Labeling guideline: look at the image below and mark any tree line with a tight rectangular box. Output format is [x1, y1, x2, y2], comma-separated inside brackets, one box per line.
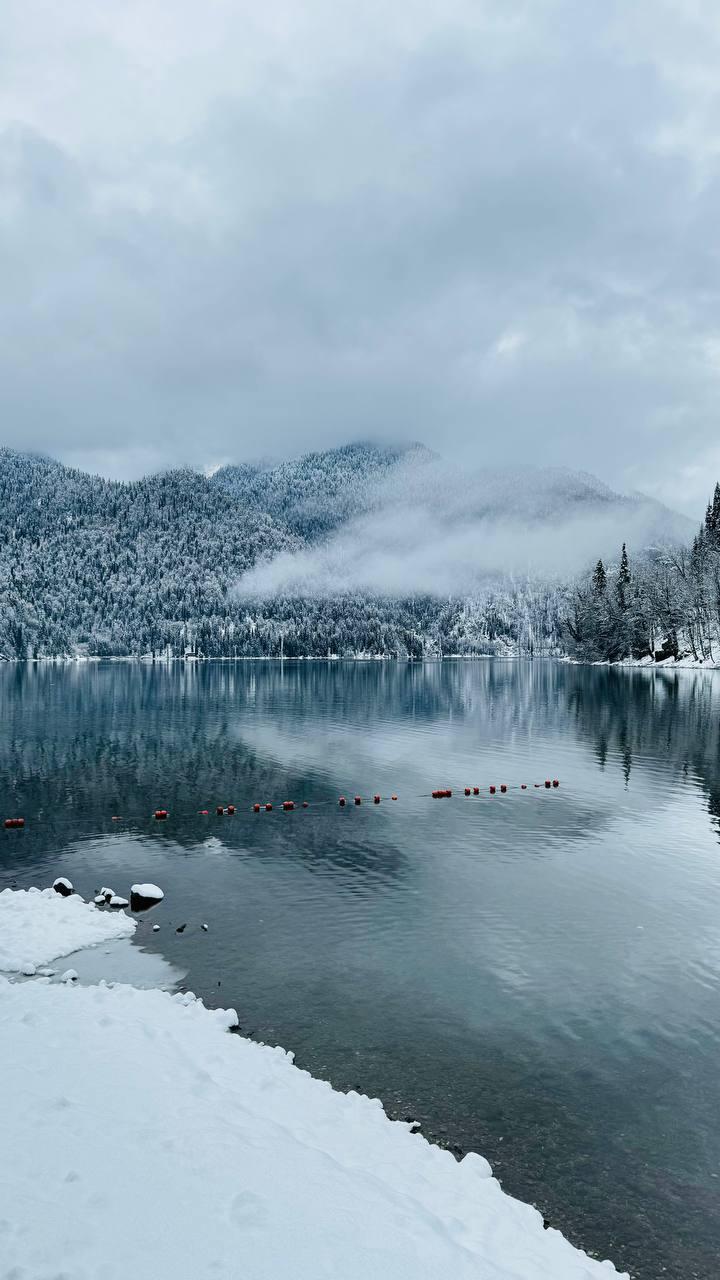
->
[565, 483, 720, 663]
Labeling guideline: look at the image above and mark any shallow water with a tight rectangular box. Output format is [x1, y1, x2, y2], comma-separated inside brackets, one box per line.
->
[2, 659, 720, 1279]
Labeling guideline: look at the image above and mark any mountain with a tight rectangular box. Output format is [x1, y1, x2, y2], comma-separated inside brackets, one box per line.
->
[0, 443, 695, 660]
[211, 442, 436, 539]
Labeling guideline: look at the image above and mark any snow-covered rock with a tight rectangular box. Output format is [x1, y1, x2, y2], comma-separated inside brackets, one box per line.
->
[52, 877, 73, 897]
[0, 976, 627, 1280]
[130, 883, 164, 911]
[109, 895, 129, 908]
[0, 887, 135, 973]
[130, 883, 163, 901]
[59, 969, 78, 983]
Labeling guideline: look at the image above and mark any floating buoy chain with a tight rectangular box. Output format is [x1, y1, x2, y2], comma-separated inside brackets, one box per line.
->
[3, 781, 560, 831]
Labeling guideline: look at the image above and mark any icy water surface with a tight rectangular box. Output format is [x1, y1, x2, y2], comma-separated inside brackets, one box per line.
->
[2, 659, 720, 1279]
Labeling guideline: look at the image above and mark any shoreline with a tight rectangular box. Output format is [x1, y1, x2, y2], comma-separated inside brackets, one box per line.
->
[0, 886, 629, 1279]
[2, 651, 719, 671]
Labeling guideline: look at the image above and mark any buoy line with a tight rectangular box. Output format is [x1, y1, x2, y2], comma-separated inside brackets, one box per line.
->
[2, 782, 560, 831]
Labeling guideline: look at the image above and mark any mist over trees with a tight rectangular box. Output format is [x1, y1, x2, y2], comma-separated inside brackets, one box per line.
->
[0, 446, 564, 660]
[0, 442, 712, 664]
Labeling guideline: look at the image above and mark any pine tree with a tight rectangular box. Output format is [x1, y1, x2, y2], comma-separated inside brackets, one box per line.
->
[706, 482, 720, 545]
[616, 543, 630, 611]
[592, 559, 607, 594]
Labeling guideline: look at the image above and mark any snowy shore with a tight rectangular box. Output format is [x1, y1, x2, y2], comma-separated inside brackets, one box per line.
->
[0, 886, 135, 973]
[561, 654, 720, 671]
[0, 888, 628, 1279]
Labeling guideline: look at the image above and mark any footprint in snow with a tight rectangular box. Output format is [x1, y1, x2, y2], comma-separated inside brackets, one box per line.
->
[228, 1190, 265, 1229]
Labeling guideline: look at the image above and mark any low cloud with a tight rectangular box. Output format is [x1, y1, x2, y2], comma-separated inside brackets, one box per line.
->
[235, 461, 688, 598]
[2, 3, 720, 511]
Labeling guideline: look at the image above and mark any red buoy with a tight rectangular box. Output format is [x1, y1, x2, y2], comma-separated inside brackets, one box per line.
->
[489, 786, 496, 795]
[282, 800, 295, 811]
[253, 804, 260, 813]
[216, 805, 224, 815]
[521, 784, 527, 790]
[500, 784, 507, 794]
[373, 794, 381, 804]
[464, 787, 471, 796]
[391, 794, 398, 800]
[553, 779, 559, 788]
[154, 809, 168, 820]
[4, 817, 24, 829]
[265, 803, 273, 811]
[339, 797, 346, 807]
[545, 780, 551, 789]
[227, 804, 236, 815]
[354, 796, 362, 805]
[473, 787, 479, 795]
[199, 809, 209, 815]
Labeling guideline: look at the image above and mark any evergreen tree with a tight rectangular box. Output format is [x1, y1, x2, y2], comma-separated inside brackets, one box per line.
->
[616, 543, 630, 611]
[706, 482, 720, 544]
[592, 559, 607, 594]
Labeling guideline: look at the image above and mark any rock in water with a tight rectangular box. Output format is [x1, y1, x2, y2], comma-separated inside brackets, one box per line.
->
[130, 883, 164, 912]
[52, 878, 73, 898]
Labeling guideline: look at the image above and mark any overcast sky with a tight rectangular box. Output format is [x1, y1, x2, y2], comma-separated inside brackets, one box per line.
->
[2, 1, 720, 515]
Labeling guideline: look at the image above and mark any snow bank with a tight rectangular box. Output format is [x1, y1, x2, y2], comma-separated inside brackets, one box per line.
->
[0, 887, 135, 972]
[0, 976, 627, 1280]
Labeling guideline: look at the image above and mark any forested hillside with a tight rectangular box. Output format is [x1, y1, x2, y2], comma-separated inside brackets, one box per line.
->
[0, 442, 694, 661]
[564, 484, 720, 663]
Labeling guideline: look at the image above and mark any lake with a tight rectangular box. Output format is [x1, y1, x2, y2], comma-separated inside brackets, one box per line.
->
[1, 659, 719, 1279]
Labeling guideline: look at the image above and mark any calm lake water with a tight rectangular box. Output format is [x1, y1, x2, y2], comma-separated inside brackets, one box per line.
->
[2, 659, 720, 1278]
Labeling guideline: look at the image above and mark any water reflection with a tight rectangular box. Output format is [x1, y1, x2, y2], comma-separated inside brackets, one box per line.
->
[1, 659, 720, 1279]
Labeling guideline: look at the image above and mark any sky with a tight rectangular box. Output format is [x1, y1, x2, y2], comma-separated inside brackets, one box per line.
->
[2, 1, 720, 517]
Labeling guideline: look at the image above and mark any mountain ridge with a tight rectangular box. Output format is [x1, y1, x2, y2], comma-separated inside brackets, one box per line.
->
[0, 441, 696, 659]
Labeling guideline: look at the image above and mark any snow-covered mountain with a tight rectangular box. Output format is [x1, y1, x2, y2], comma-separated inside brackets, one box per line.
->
[212, 446, 691, 549]
[0, 442, 694, 659]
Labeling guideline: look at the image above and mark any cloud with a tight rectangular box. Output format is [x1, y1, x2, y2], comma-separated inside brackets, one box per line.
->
[235, 458, 690, 598]
[2, 2, 720, 513]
